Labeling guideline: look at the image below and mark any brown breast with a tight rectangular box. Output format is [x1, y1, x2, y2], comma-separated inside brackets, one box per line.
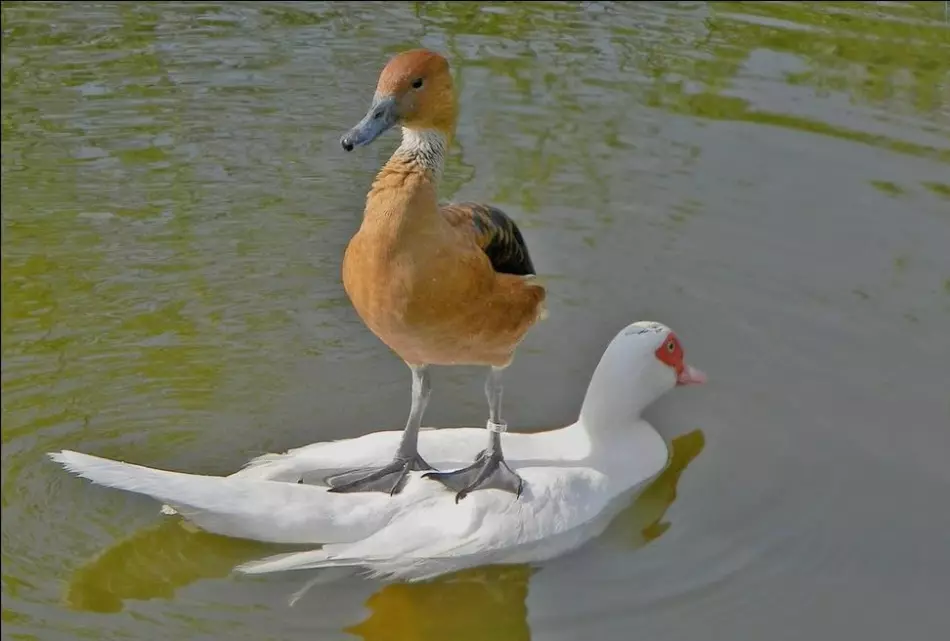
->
[341, 160, 545, 367]
[343, 224, 544, 367]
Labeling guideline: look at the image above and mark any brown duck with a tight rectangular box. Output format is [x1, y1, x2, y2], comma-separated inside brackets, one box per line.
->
[326, 49, 547, 502]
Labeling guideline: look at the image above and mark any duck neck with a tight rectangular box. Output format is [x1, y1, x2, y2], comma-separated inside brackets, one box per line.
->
[362, 129, 448, 231]
[574, 358, 669, 446]
[391, 128, 448, 182]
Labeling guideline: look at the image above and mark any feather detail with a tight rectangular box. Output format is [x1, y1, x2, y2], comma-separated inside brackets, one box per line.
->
[440, 202, 537, 277]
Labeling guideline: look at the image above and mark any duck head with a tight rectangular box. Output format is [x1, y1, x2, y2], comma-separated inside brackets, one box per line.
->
[579, 321, 706, 430]
[341, 49, 457, 152]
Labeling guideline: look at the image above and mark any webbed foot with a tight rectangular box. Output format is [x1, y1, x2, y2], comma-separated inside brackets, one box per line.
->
[325, 454, 435, 496]
[423, 448, 524, 503]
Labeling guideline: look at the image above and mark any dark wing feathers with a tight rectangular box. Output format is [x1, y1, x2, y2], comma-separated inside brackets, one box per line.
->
[440, 202, 536, 276]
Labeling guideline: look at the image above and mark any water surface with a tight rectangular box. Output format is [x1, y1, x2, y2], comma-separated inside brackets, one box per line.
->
[3, 2, 949, 640]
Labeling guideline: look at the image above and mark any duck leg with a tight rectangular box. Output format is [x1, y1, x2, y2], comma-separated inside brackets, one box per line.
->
[325, 365, 435, 495]
[424, 366, 525, 502]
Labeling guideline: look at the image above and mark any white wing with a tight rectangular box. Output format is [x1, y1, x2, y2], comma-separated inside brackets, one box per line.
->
[236, 465, 627, 582]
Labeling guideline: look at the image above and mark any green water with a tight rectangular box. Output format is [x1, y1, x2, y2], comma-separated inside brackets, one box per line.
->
[3, 2, 949, 640]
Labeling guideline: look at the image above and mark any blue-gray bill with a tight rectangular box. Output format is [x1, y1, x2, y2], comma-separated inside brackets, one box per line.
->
[340, 95, 397, 151]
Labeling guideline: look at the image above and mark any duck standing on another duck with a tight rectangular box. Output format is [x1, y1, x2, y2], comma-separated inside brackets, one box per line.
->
[329, 49, 547, 501]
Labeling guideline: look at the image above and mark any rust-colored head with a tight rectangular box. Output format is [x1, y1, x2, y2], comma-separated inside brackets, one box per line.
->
[341, 49, 457, 152]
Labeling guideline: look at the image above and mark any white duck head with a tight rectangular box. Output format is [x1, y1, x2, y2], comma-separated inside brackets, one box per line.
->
[578, 321, 707, 432]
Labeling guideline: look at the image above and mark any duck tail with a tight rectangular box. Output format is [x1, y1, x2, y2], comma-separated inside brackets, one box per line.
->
[51, 450, 176, 497]
[50, 450, 364, 546]
[52, 450, 177, 516]
[49, 450, 236, 517]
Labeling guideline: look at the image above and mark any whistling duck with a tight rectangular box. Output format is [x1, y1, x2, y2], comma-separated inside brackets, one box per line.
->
[325, 49, 547, 501]
[51, 320, 707, 581]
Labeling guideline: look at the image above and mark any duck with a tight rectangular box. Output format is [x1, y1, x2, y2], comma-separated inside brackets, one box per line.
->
[330, 48, 548, 501]
[49, 320, 707, 583]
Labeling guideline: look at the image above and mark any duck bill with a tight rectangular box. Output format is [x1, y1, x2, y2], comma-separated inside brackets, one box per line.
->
[340, 95, 397, 151]
[677, 364, 707, 386]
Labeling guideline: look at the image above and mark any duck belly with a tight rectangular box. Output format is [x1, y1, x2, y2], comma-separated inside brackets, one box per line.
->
[343, 248, 543, 367]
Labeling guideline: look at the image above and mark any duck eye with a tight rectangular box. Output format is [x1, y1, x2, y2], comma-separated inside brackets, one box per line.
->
[666, 340, 676, 353]
[411, 77, 424, 89]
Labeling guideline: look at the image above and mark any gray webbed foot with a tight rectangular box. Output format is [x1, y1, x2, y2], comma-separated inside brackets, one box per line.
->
[325, 454, 435, 496]
[423, 447, 524, 503]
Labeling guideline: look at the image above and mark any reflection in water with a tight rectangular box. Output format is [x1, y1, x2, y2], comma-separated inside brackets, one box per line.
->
[347, 565, 535, 641]
[64, 430, 704, 637]
[604, 429, 706, 546]
[65, 520, 273, 614]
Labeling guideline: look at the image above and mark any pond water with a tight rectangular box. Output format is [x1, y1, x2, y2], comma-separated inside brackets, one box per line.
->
[2, 2, 949, 640]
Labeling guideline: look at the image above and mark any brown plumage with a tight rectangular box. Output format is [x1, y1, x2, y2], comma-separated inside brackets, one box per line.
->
[327, 48, 545, 500]
[341, 131, 545, 370]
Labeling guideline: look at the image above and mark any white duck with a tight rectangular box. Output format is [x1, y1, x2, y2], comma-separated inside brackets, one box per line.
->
[50, 320, 706, 582]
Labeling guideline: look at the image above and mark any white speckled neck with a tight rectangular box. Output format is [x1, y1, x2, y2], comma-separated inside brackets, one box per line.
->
[395, 128, 447, 179]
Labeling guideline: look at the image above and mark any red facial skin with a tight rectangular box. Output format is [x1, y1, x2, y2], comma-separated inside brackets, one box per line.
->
[654, 332, 702, 386]
[656, 332, 684, 374]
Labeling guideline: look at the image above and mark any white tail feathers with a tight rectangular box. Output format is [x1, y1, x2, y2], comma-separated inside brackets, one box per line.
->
[48, 449, 394, 546]
[51, 450, 186, 517]
[49, 450, 169, 496]
[49, 450, 254, 509]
